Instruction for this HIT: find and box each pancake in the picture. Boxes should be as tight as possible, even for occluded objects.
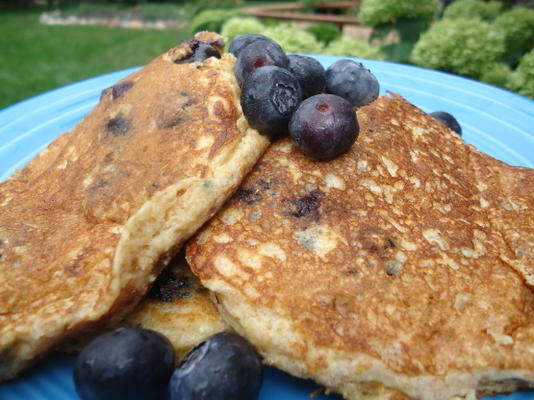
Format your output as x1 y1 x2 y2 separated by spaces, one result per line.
186 94 534 400
0 32 269 380
62 252 227 361
124 254 228 362
124 252 227 360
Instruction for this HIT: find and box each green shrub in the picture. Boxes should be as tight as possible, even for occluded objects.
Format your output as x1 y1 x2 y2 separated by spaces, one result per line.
323 36 385 60
261 23 324 53
221 17 265 40
508 49 534 99
190 9 240 33
479 62 512 88
262 18 283 27
359 0 438 26
442 0 502 21
493 7 534 60
305 22 341 44
411 18 505 78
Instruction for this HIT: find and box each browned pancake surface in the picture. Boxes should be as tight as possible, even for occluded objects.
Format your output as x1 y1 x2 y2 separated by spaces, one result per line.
62 253 227 360
0 34 268 379
124 253 227 360
187 94 534 399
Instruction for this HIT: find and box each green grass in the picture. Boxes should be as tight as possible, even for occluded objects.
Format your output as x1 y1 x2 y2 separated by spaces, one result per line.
0 11 192 110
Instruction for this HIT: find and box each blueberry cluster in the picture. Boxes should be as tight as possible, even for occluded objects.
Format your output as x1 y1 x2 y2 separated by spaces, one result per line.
232 34 380 160
74 328 262 400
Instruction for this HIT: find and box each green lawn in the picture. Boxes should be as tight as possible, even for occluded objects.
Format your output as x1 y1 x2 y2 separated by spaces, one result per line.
0 11 192 109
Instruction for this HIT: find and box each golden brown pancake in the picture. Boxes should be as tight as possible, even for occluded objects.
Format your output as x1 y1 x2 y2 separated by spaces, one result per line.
0 32 269 380
124 252 227 360
62 252 227 361
187 94 534 400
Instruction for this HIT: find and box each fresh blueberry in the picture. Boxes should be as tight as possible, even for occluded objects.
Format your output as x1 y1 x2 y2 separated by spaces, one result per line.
235 39 289 87
430 111 462 136
325 59 379 107
175 40 220 64
106 114 131 137
73 327 175 400
167 332 262 400
228 33 272 57
287 54 326 99
289 94 359 160
241 65 302 137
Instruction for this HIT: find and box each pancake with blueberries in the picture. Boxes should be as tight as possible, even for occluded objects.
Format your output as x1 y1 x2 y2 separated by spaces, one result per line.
186 93 534 400
123 252 227 361
0 32 269 380
62 252 228 362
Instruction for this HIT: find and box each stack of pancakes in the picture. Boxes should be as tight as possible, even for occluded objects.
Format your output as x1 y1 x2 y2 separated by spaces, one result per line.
0 32 533 400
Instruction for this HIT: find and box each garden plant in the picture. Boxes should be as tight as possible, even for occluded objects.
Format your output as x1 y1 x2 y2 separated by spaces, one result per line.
1 0 533 108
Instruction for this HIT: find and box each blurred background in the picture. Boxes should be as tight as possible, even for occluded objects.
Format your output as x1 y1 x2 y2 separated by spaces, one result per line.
1 0 533 110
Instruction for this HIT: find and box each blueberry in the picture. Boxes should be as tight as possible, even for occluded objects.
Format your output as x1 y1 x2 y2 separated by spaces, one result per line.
430 111 462 136
289 94 359 160
73 327 175 400
167 332 262 400
287 55 326 99
111 81 134 99
235 39 289 87
325 59 379 107
175 40 220 64
241 65 302 137
228 34 272 57
106 114 131 136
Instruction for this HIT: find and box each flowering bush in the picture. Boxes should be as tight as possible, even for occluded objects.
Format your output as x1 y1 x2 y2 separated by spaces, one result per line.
261 24 324 53
359 0 438 26
221 17 265 40
508 49 534 99
324 36 385 60
479 62 511 88
190 9 240 33
493 7 534 60
411 18 505 78
305 22 341 45
442 0 502 21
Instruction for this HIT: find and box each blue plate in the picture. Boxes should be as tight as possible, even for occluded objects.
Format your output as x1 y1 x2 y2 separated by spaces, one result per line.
0 56 533 400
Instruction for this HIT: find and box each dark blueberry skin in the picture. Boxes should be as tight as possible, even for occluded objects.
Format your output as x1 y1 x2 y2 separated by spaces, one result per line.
287 54 326 99
228 33 272 57
430 111 462 136
175 40 220 64
111 80 134 99
235 39 289 87
325 59 379 107
74 327 175 400
289 94 359 160
241 66 302 137
167 332 263 400
106 114 131 136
